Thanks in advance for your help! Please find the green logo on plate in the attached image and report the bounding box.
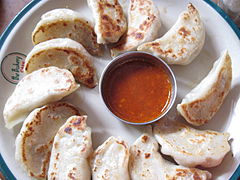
[1,52,26,84]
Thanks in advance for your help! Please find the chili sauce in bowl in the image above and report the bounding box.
[100,51,177,125]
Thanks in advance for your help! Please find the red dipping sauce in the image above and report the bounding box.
[103,59,172,123]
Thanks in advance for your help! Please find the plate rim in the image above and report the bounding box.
[0,0,239,179]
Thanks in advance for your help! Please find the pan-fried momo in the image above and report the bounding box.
[48,116,92,180]
[15,102,80,179]
[153,118,230,168]
[24,38,97,88]
[3,66,79,129]
[137,3,205,65]
[87,0,127,44]
[129,133,211,180]
[90,136,130,180]
[177,50,232,126]
[32,8,102,56]
[110,0,161,57]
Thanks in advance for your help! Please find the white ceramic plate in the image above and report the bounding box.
[0,0,240,179]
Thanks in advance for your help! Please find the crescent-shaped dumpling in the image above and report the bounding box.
[15,102,81,179]
[48,116,92,180]
[177,50,232,126]
[32,8,102,56]
[110,0,161,57]
[129,133,211,180]
[24,38,97,88]
[153,118,230,168]
[3,66,79,129]
[137,3,205,65]
[90,136,130,180]
[87,0,127,44]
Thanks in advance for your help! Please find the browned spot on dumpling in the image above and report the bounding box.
[137,150,141,156]
[64,127,72,134]
[166,49,173,54]
[206,131,218,135]
[153,47,173,56]
[152,47,163,54]
[81,145,87,152]
[151,42,160,46]
[68,172,76,179]
[50,172,56,178]
[105,3,115,8]
[141,135,148,143]
[178,48,186,56]
[30,172,34,177]
[66,79,73,83]
[176,169,188,176]
[72,118,82,126]
[178,27,191,38]
[54,142,59,149]
[188,3,197,14]
[189,138,205,144]
[116,140,128,149]
[56,153,60,160]
[100,14,122,38]
[130,31,144,40]
[139,15,156,31]
[181,104,208,126]
[144,153,151,159]
[191,37,196,41]
[183,13,190,20]
[38,151,51,178]
[193,172,201,180]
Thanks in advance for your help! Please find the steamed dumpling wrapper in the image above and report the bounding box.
[153,117,230,168]
[90,136,130,180]
[32,8,102,56]
[111,0,161,57]
[87,0,127,44]
[177,50,232,126]
[15,102,81,179]
[48,115,92,180]
[24,38,97,88]
[129,133,211,180]
[137,3,205,65]
[3,66,79,128]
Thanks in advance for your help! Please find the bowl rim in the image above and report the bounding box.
[99,51,177,125]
